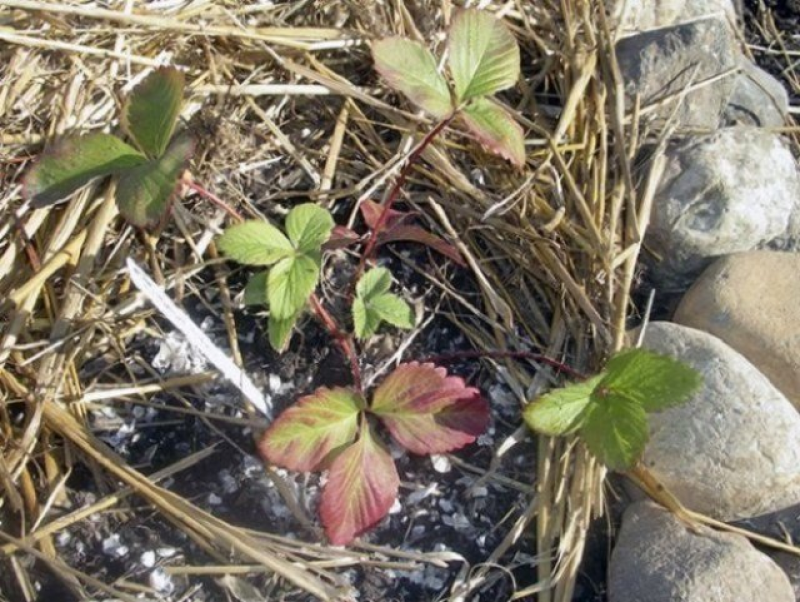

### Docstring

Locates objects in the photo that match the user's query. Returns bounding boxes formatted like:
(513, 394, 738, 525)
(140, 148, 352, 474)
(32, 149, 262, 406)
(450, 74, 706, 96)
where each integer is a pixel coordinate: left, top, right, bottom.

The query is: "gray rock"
(638, 322, 800, 521)
(615, 18, 737, 132)
(674, 251, 800, 409)
(646, 126, 800, 289)
(723, 57, 789, 127)
(609, 502, 793, 602)
(609, 0, 736, 33)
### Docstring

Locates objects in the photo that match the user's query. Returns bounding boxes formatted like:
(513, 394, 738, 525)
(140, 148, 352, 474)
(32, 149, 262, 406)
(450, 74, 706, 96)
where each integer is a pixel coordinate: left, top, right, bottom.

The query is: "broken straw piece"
(126, 258, 271, 418)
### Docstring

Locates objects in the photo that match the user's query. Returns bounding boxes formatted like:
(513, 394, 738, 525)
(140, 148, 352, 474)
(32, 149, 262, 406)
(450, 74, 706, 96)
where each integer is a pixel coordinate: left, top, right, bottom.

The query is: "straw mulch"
(1, 1, 666, 600)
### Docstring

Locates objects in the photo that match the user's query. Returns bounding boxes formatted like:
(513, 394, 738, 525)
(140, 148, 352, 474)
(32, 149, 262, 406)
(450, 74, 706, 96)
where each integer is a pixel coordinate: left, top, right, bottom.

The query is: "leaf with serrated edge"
(373, 38, 452, 119)
(269, 310, 300, 352)
(243, 271, 269, 306)
(448, 8, 520, 102)
(370, 294, 414, 328)
(580, 395, 648, 471)
(268, 253, 320, 319)
(319, 424, 399, 545)
(258, 387, 364, 472)
(218, 221, 293, 266)
(24, 133, 147, 207)
(460, 98, 525, 167)
(372, 362, 489, 454)
(123, 67, 185, 158)
(600, 348, 702, 412)
(356, 267, 393, 300)
(286, 203, 335, 253)
(116, 133, 194, 227)
(523, 374, 604, 437)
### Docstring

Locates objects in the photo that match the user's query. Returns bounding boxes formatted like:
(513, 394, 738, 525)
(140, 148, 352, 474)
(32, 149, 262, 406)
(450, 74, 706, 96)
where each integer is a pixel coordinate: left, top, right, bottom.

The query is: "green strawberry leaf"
(24, 133, 147, 207)
(580, 394, 649, 471)
(319, 423, 399, 545)
(600, 348, 702, 412)
(372, 37, 453, 119)
(460, 98, 525, 167)
(122, 67, 185, 158)
(258, 386, 364, 472)
(267, 252, 320, 320)
(353, 268, 413, 339)
(269, 310, 300, 352)
(371, 362, 489, 455)
(448, 8, 520, 103)
(523, 374, 604, 437)
(243, 271, 269, 306)
(285, 203, 335, 253)
(218, 221, 294, 266)
(115, 133, 194, 227)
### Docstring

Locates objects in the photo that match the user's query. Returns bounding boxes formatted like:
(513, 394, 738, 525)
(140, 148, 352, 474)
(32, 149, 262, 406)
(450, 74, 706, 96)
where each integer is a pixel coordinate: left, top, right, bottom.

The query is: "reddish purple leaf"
(360, 199, 412, 231)
(377, 225, 465, 266)
(371, 362, 489, 455)
(322, 225, 362, 251)
(258, 387, 364, 472)
(320, 424, 399, 545)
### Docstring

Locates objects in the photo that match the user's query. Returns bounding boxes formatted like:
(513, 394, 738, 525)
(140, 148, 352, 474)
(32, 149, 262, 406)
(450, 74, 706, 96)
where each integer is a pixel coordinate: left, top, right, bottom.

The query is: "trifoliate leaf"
(269, 310, 300, 352)
(285, 203, 335, 253)
(243, 271, 269, 306)
(353, 268, 413, 339)
(115, 133, 194, 227)
(372, 38, 453, 119)
(371, 362, 489, 454)
(24, 133, 147, 207)
(460, 98, 525, 167)
(523, 374, 604, 437)
(448, 8, 520, 102)
(580, 395, 649, 471)
(218, 221, 293, 266)
(267, 253, 320, 319)
(122, 67, 185, 158)
(258, 386, 364, 472)
(319, 424, 399, 545)
(600, 348, 702, 412)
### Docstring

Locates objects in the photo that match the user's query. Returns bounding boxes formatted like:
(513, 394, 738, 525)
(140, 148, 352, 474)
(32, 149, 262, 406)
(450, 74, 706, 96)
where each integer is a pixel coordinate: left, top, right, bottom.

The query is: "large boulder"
(636, 322, 800, 520)
(645, 126, 800, 289)
(615, 18, 737, 132)
(722, 57, 789, 127)
(674, 251, 800, 408)
(609, 502, 793, 602)
(609, 0, 737, 33)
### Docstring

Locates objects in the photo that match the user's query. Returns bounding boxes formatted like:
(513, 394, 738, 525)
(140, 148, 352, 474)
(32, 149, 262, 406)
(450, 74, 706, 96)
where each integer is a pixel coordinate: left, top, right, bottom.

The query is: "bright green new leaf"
(580, 395, 649, 471)
(460, 98, 525, 167)
(243, 271, 269, 306)
(122, 67, 185, 158)
(599, 348, 702, 412)
(218, 221, 294, 266)
(115, 133, 194, 227)
(24, 133, 147, 207)
(448, 8, 520, 102)
(269, 310, 300, 352)
(268, 253, 320, 320)
(353, 268, 413, 339)
(372, 37, 453, 119)
(523, 374, 604, 437)
(285, 203, 335, 253)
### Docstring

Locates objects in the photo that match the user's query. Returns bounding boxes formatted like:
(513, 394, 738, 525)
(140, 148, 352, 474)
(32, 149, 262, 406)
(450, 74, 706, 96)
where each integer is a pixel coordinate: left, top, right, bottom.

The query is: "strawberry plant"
(23, 67, 193, 227)
(523, 348, 702, 470)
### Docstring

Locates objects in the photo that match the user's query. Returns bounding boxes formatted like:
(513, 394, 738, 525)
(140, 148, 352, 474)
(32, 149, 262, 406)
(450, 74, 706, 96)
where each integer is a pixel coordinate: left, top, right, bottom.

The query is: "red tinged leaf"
(377, 225, 465, 266)
(322, 225, 362, 251)
(371, 362, 489, 454)
(258, 387, 365, 472)
(360, 199, 412, 230)
(320, 424, 399, 545)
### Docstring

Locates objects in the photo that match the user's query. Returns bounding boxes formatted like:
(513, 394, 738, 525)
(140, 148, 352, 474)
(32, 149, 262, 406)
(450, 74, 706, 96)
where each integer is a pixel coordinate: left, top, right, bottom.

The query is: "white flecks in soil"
(149, 567, 174, 594)
(431, 454, 452, 474)
(102, 534, 129, 558)
(152, 329, 211, 374)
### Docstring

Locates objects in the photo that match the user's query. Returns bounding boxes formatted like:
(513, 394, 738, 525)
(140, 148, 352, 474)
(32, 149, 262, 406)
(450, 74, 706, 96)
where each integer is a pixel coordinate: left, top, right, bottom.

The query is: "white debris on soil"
(152, 330, 211, 374)
(102, 534, 128, 558)
(430, 454, 452, 473)
(149, 567, 174, 594)
(407, 483, 439, 505)
(389, 498, 403, 514)
(207, 492, 223, 506)
(140, 550, 156, 568)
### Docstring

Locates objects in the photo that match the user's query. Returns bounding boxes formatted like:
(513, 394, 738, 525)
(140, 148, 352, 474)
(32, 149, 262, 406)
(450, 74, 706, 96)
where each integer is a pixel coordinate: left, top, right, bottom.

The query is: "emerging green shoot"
(523, 348, 702, 470)
(372, 8, 525, 166)
(24, 68, 192, 227)
(353, 268, 414, 339)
